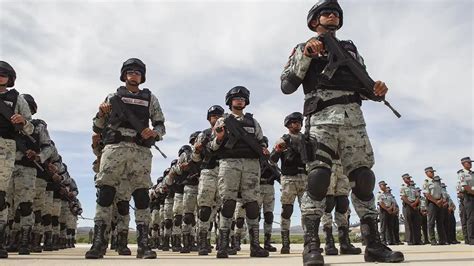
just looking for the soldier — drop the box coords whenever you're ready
[377,181,394,245]
[441,183,459,244]
[280,0,404,264]
[457,156,473,245]
[0,61,34,258]
[85,58,165,259]
[149,176,165,249]
[418,187,429,245]
[193,105,224,255]
[423,167,448,245]
[457,179,468,244]
[270,112,307,254]
[160,164,176,251]
[210,86,269,258]
[258,136,280,252]
[320,160,361,255]
[387,186,402,245]
[67,197,82,248]
[400,174,421,245]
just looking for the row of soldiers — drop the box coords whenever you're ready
[378,160,474,247]
[0,61,83,258]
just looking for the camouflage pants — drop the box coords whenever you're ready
[151,209,160,227]
[183,185,198,234]
[95,143,153,226]
[9,165,36,227]
[42,190,54,232]
[233,200,247,237]
[197,166,220,233]
[327,161,350,196]
[280,174,307,231]
[303,121,377,220]
[52,198,61,235]
[218,158,260,231]
[66,211,77,230]
[0,138,15,223]
[258,184,275,234]
[32,178,47,233]
[163,196,174,237]
[173,192,184,236]
[59,200,69,238]
[113,180,131,232]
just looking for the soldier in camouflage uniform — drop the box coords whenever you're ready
[192,105,224,255]
[0,61,34,258]
[149,176,166,249]
[280,1,403,264]
[210,86,269,258]
[86,58,165,259]
[457,156,473,244]
[377,181,395,245]
[320,160,361,255]
[417,187,429,244]
[441,183,459,244]
[399,174,422,245]
[231,199,246,253]
[160,164,175,251]
[270,112,307,254]
[66,197,82,248]
[258,136,280,252]
[423,167,448,245]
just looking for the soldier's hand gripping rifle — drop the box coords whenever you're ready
[0,99,44,171]
[223,115,281,178]
[108,95,167,158]
[316,33,401,118]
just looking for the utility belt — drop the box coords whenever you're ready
[103,129,152,148]
[303,93,361,116]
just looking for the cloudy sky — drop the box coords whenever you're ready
[1,0,472,228]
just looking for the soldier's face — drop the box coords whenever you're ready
[231,98,246,110]
[425,171,434,178]
[0,74,9,87]
[209,115,220,127]
[288,121,302,133]
[462,161,472,169]
[125,70,142,85]
[315,11,340,28]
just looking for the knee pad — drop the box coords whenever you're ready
[52,216,59,227]
[0,191,6,211]
[183,213,195,225]
[97,185,116,207]
[348,167,375,201]
[153,224,160,231]
[199,206,212,222]
[325,195,335,213]
[42,214,52,226]
[236,217,245,229]
[116,200,130,216]
[221,200,236,218]
[14,210,21,223]
[281,204,294,219]
[18,202,33,217]
[335,195,349,214]
[165,219,173,229]
[307,167,331,201]
[174,215,183,227]
[132,188,150,209]
[34,210,42,224]
[245,201,259,220]
[264,212,274,225]
[60,223,66,231]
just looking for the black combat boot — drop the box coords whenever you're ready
[31,232,43,253]
[180,233,191,253]
[216,229,230,258]
[85,221,107,259]
[227,235,237,255]
[249,226,269,257]
[172,235,182,252]
[361,217,404,263]
[18,226,32,255]
[338,226,361,254]
[323,226,338,255]
[162,235,170,251]
[6,230,19,252]
[280,230,290,254]
[302,215,324,266]
[110,233,117,250]
[198,231,208,255]
[234,233,242,251]
[43,231,53,251]
[0,223,8,258]
[136,224,157,259]
[52,234,59,250]
[116,230,131,255]
[264,233,277,252]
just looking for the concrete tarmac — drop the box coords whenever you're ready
[2,243,473,266]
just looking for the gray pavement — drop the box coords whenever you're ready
[2,243,473,266]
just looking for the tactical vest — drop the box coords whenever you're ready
[201,128,218,169]
[116,87,151,130]
[302,40,364,95]
[280,134,306,176]
[0,89,18,139]
[218,113,259,159]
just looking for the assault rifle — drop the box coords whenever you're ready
[316,33,401,118]
[0,99,44,171]
[108,95,167,158]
